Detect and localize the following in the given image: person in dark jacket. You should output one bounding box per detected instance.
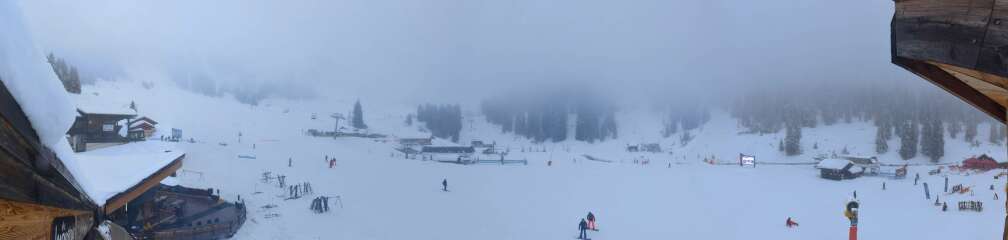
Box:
[578,218,588,239]
[586,212,596,230]
[442,179,448,191]
[786,217,799,228]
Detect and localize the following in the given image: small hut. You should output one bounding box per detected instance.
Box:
[816,159,864,180]
[963,154,999,171]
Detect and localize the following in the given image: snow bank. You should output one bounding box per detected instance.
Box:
[0,2,76,153]
[0,2,100,201]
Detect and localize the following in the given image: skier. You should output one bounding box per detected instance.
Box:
[442,179,448,192]
[587,212,596,231]
[578,218,588,239]
[914,173,920,185]
[289,157,293,167]
[942,202,948,212]
[785,217,799,228]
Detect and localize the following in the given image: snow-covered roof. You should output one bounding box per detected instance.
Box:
[816,158,853,170]
[76,99,137,116]
[130,119,155,128]
[73,141,185,206]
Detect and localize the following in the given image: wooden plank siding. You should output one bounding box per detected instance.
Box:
[0,199,92,240]
[892,0,1008,122]
[0,78,98,238]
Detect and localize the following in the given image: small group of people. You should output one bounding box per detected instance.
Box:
[577,212,597,239]
[326,155,337,168]
[289,182,313,199]
[310,196,331,213]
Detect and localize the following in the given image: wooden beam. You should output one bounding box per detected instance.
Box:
[893,57,1007,122]
[0,198,92,240]
[103,155,184,214]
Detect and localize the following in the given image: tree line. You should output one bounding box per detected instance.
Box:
[732,83,1003,161]
[416,103,463,142]
[481,93,617,143]
[45,53,81,94]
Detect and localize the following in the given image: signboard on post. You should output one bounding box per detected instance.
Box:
[739,153,756,167]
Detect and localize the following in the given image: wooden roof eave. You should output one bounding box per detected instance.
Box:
[892,57,1007,122]
[102,154,184,215]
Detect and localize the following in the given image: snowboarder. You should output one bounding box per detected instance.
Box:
[785,217,799,228]
[442,179,448,192]
[587,212,596,230]
[578,218,588,239]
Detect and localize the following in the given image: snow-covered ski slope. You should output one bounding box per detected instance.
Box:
[82,79,1007,239]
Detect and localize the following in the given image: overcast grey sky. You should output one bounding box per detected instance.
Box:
[17,0,922,103]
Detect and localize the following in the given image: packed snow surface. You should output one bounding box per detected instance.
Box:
[68,79,1007,240]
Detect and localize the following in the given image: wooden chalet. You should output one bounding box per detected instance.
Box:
[890,1,1008,238]
[68,107,137,152]
[128,116,158,139]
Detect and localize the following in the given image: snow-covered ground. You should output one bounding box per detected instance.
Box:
[77,79,1007,239]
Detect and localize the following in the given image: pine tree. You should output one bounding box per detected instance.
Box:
[948,121,961,139]
[875,125,888,154]
[899,120,919,160]
[965,120,978,143]
[352,100,367,129]
[921,119,944,162]
[784,123,802,156]
[601,111,618,140]
[989,123,1001,145]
